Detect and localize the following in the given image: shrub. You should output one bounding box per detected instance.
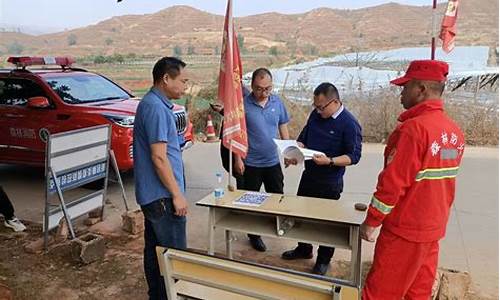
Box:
[68,34,77,46]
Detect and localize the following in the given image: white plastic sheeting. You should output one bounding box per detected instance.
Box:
[243,46,498,94]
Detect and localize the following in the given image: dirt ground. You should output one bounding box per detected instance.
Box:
[0,217,493,300]
[0,220,147,300]
[0,217,363,300]
[0,144,497,299]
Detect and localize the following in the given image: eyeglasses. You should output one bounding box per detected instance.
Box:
[313,99,336,111]
[253,86,273,93]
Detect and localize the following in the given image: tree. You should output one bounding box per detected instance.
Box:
[187,45,195,55]
[93,55,107,64]
[105,38,113,46]
[111,53,124,63]
[126,53,137,60]
[237,33,245,50]
[286,40,297,58]
[301,43,318,56]
[67,34,77,46]
[173,45,183,57]
[7,42,24,54]
[269,46,279,56]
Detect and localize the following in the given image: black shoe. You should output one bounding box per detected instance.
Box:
[281,249,313,260]
[312,262,329,276]
[249,236,267,252]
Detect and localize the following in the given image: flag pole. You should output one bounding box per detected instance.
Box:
[431,0,437,59]
[228,140,235,191]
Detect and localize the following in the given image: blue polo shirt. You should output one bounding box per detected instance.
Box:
[244,93,290,167]
[297,107,362,190]
[133,87,185,206]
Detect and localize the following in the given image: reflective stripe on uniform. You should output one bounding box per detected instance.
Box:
[370,196,394,215]
[415,166,459,181]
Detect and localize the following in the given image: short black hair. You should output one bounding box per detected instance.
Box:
[251,68,273,85]
[313,82,340,100]
[152,57,186,84]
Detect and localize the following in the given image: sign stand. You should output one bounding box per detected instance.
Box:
[43,125,112,249]
[109,149,129,212]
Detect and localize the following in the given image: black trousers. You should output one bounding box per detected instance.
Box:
[243,164,284,239]
[0,186,15,220]
[294,174,341,264]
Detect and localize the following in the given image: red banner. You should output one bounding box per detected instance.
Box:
[218,0,248,158]
[439,0,459,53]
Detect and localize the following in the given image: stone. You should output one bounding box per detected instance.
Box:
[24,236,54,254]
[121,210,144,235]
[70,233,105,264]
[55,218,69,243]
[431,269,442,300]
[0,283,13,300]
[437,269,471,300]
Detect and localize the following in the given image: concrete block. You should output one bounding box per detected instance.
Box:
[121,210,144,235]
[88,208,102,219]
[70,233,105,264]
[84,217,101,226]
[437,269,471,300]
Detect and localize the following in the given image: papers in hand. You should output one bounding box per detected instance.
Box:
[273,139,325,164]
[233,192,269,207]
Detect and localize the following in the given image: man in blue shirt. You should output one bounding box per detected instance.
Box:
[133,57,189,300]
[281,82,362,276]
[234,68,290,252]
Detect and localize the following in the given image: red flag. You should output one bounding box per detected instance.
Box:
[218,0,247,158]
[439,0,459,53]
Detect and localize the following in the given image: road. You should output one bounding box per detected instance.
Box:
[0,142,498,298]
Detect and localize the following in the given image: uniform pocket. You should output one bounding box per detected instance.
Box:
[141,199,167,222]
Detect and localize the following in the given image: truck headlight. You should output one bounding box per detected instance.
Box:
[102,114,135,128]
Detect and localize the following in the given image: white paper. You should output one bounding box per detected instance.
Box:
[273,139,325,163]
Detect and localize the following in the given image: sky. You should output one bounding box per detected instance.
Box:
[0,0,445,33]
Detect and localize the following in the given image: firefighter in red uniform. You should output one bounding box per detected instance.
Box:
[361,60,465,299]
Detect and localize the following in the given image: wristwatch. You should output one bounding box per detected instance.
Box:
[329,157,335,167]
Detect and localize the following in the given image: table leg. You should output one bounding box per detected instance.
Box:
[208,208,215,255]
[350,226,362,288]
[225,230,233,259]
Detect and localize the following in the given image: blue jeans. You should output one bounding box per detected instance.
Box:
[141,198,187,300]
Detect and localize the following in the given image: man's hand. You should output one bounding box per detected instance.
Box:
[172,194,188,216]
[234,156,245,175]
[284,157,298,168]
[297,142,305,148]
[360,223,377,242]
[209,102,224,113]
[312,153,329,166]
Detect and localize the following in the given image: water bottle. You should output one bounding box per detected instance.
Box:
[278,217,295,236]
[214,172,224,199]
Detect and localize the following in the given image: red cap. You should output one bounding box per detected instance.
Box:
[390,60,449,86]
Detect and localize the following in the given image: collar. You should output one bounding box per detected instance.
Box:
[248,93,276,107]
[398,99,443,122]
[331,104,344,119]
[151,87,174,110]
